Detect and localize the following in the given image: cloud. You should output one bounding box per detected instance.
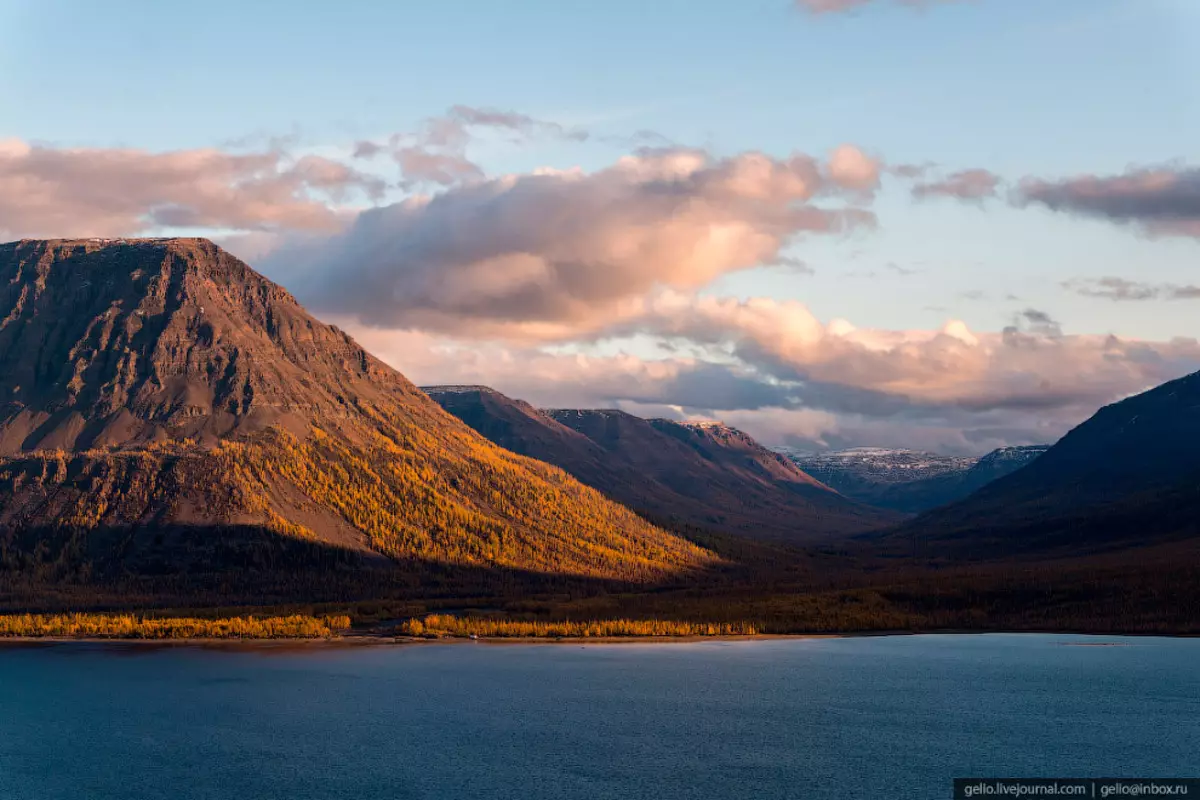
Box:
[0,138,383,239]
[352,105,588,188]
[1008,308,1061,339]
[911,168,1001,201]
[629,294,1199,416]
[0,104,595,241]
[7,114,1193,455]
[1018,165,1200,238]
[765,256,816,275]
[901,163,1200,238]
[338,296,1200,455]
[261,146,878,340]
[796,0,960,14]
[826,144,883,194]
[890,162,935,179]
[797,0,875,13]
[1064,276,1200,302]
[392,148,483,187]
[447,105,589,143]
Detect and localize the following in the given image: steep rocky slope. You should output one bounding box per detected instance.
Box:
[0,239,712,587]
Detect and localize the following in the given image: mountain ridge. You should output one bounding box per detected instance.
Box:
[425,386,898,541]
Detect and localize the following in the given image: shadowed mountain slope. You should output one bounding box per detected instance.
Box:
[882,370,1200,557]
[424,387,898,542]
[0,238,712,586]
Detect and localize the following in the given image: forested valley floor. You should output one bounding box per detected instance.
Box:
[3,518,1196,637]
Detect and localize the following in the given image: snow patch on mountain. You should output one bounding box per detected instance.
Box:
[781,447,976,484]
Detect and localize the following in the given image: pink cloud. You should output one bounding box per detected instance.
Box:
[262,146,878,339]
[352,105,589,188]
[635,293,1200,413]
[6,116,1190,455]
[327,292,1200,456]
[826,144,883,194]
[796,0,961,14]
[911,168,1001,201]
[0,139,383,239]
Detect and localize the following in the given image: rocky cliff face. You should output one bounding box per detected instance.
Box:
[0,237,411,452]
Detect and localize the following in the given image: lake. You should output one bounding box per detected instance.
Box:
[0,634,1196,799]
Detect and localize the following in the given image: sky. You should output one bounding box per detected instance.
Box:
[2,0,1198,454]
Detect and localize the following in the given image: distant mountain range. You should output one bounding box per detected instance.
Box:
[881,370,1200,558]
[779,445,1050,513]
[424,386,898,542]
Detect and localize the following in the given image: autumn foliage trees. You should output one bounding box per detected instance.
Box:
[0,613,351,639]
[214,416,715,582]
[400,614,759,638]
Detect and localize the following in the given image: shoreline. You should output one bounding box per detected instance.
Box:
[0,633,837,649]
[0,629,1193,650]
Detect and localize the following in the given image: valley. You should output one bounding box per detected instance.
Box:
[0,238,1197,638]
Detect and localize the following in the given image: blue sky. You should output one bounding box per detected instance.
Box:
[1,0,1198,451]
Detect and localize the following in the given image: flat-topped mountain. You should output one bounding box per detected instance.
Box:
[425,387,897,541]
[884,370,1200,556]
[782,445,1050,513]
[779,447,976,484]
[968,445,1051,484]
[0,239,712,592]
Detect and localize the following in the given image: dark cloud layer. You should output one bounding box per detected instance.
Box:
[1019,165,1200,238]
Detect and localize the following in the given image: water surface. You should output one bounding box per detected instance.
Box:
[1,634,1196,799]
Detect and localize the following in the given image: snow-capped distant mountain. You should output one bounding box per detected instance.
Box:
[975,445,1051,468]
[787,448,976,485]
[774,445,1050,513]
